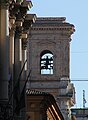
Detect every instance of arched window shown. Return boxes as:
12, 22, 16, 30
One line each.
40, 50, 53, 74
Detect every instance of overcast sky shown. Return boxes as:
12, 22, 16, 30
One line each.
28, 0, 88, 108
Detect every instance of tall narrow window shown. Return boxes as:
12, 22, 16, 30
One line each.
40, 50, 53, 74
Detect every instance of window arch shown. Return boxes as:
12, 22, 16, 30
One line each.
40, 50, 53, 74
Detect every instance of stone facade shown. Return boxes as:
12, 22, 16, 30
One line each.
72, 108, 88, 120
0, 0, 36, 119
28, 17, 75, 119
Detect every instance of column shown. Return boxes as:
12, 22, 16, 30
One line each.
13, 22, 23, 118
22, 33, 28, 81
9, 17, 16, 79
0, 1, 9, 101
14, 21, 23, 82
9, 17, 16, 116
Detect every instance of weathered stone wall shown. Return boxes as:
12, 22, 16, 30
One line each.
28, 17, 75, 119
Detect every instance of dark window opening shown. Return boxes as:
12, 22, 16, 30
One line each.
40, 50, 53, 74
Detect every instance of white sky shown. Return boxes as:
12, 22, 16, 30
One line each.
28, 0, 88, 108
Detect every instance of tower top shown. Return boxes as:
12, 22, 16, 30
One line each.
31, 17, 75, 34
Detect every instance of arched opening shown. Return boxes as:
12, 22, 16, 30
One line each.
40, 50, 53, 74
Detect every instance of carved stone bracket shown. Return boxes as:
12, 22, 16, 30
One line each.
23, 14, 37, 31
21, 32, 28, 50
0, 0, 9, 8
9, 16, 16, 33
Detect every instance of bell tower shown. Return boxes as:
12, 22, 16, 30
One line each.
28, 17, 75, 119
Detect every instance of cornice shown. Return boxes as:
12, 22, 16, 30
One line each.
32, 26, 74, 30
31, 17, 75, 34
9, 0, 33, 17
37, 17, 66, 22
31, 26, 75, 34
